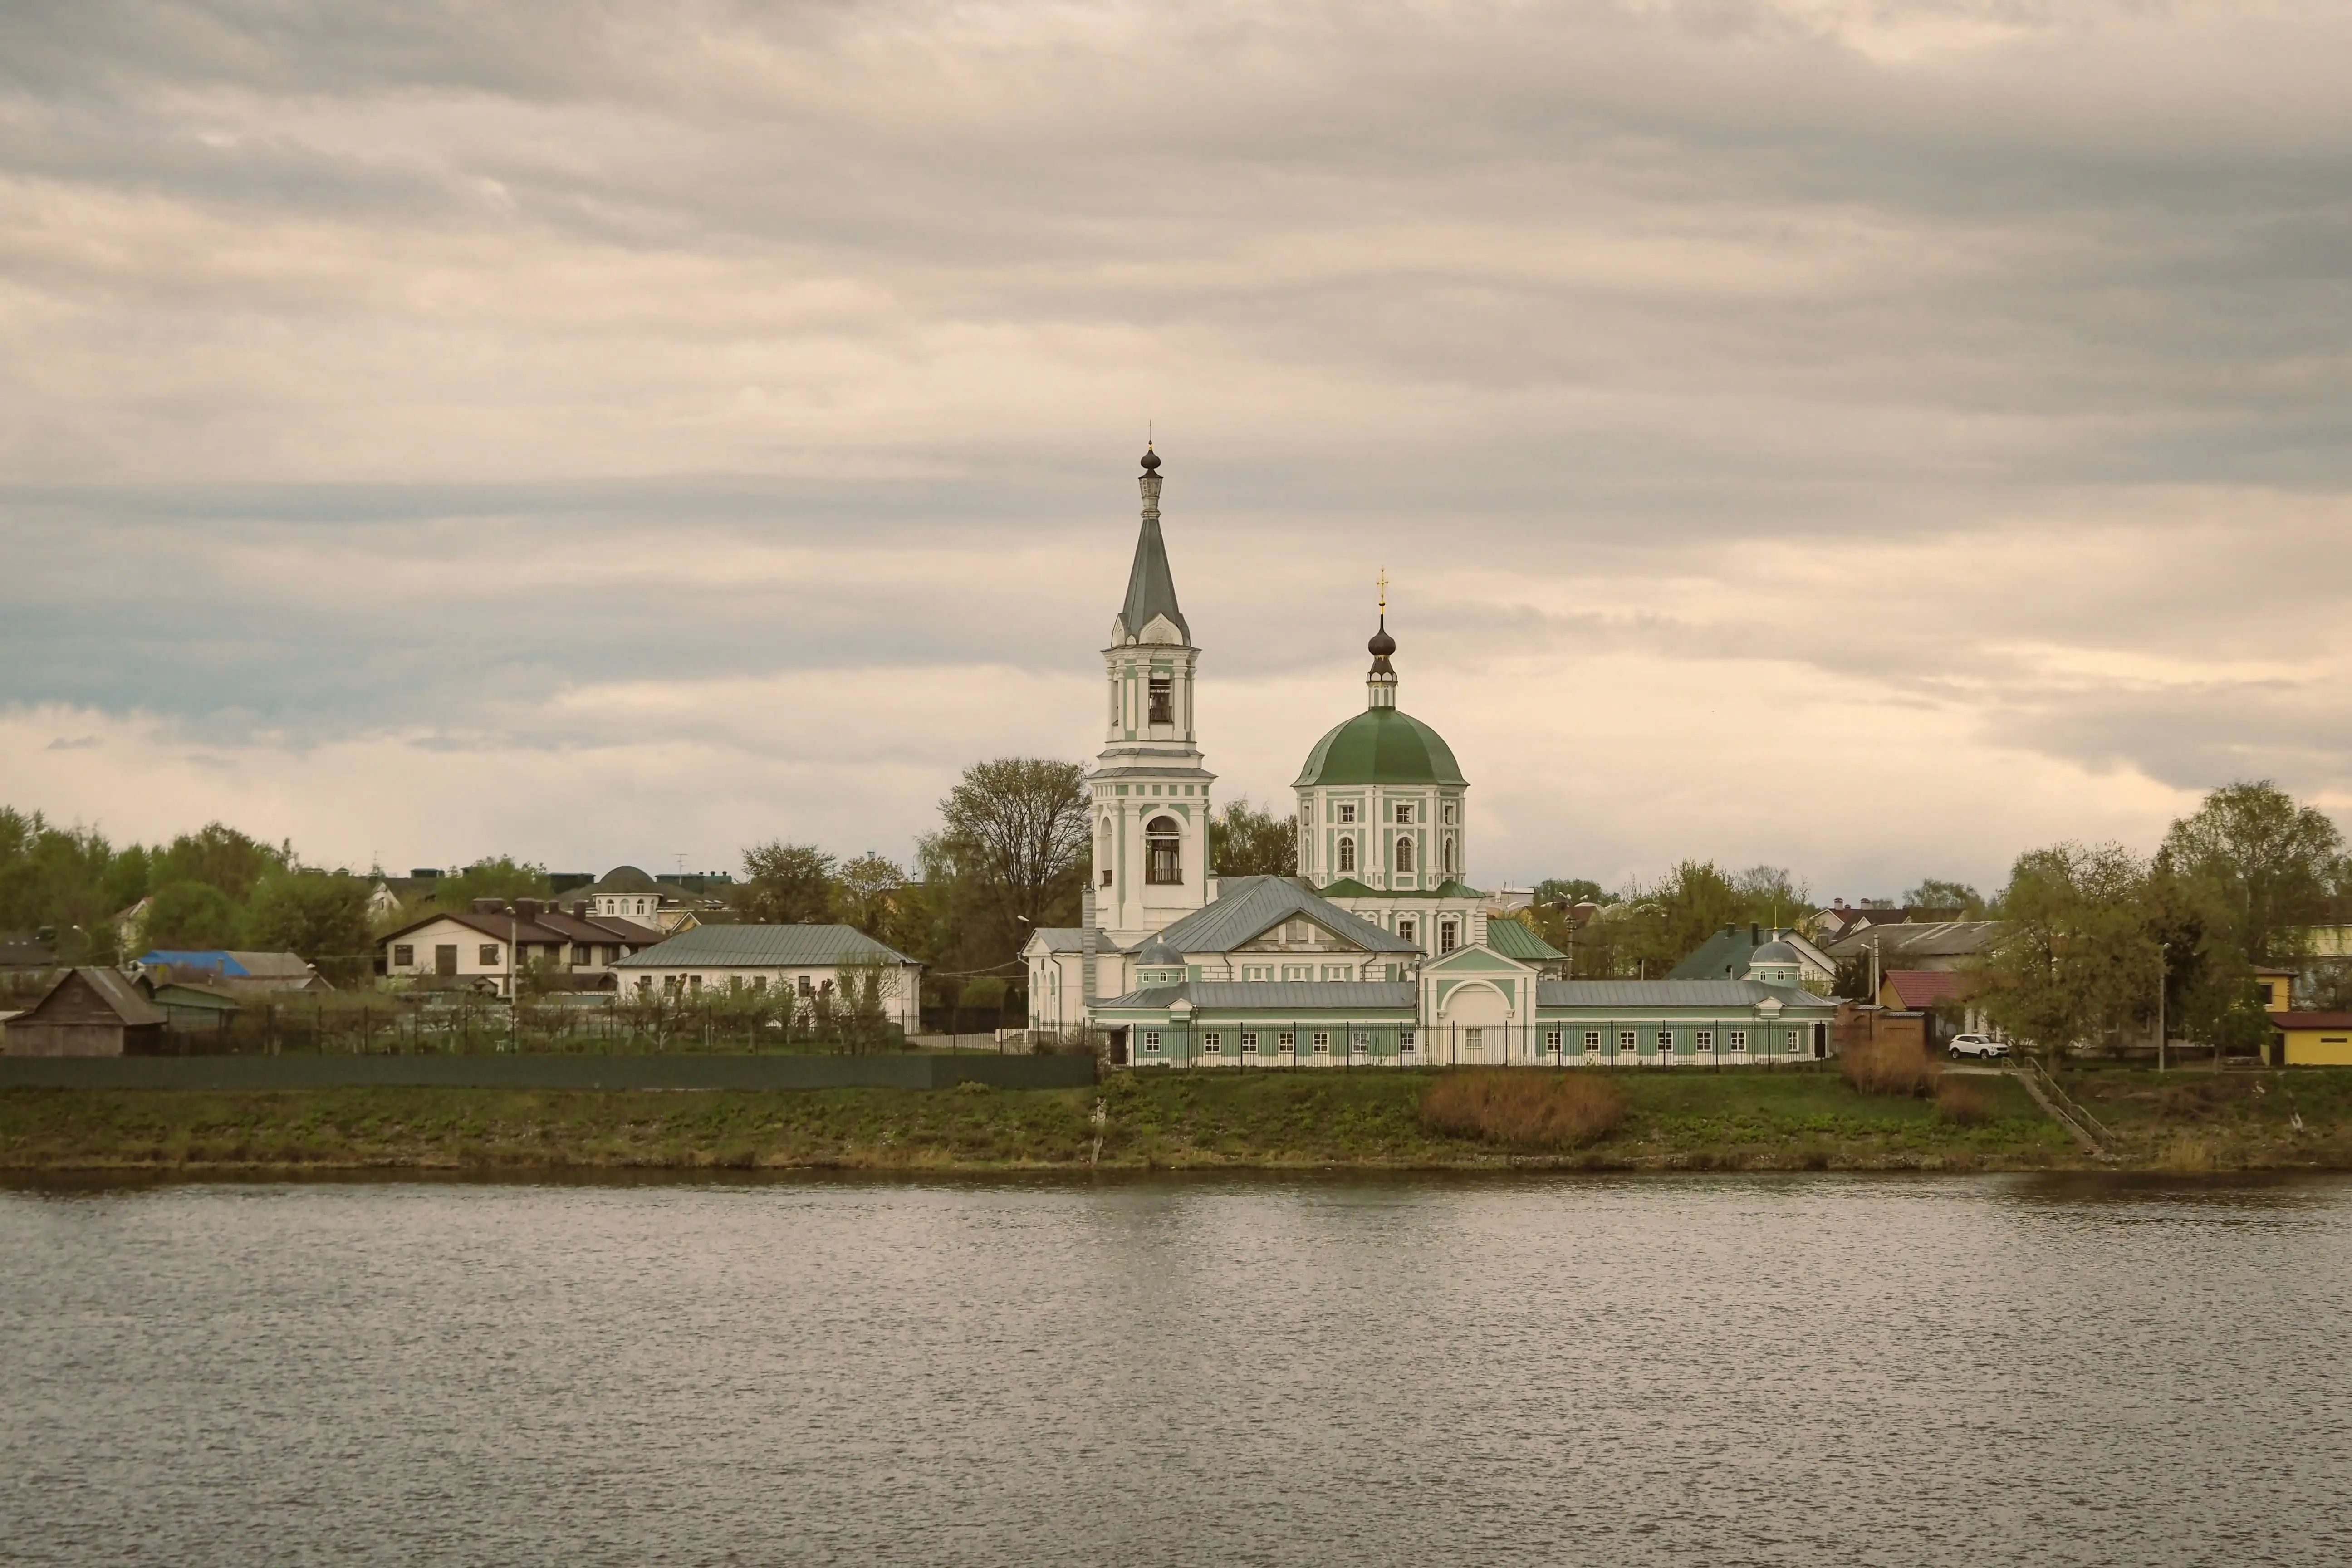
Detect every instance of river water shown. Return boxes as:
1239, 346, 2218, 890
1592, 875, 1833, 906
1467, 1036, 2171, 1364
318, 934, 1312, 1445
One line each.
2, 1174, 2346, 1566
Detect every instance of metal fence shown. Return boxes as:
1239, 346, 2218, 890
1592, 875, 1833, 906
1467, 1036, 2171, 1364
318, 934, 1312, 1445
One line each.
1126, 1018, 1831, 1068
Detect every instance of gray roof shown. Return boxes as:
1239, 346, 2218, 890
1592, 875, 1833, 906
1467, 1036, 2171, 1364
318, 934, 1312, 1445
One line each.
576, 866, 718, 903
1824, 921, 2004, 962
1155, 876, 1421, 955
1117, 514, 1188, 642
1024, 927, 1128, 955
1535, 980, 1837, 1011
1100, 981, 1419, 1011
612, 924, 916, 969
25, 967, 169, 1026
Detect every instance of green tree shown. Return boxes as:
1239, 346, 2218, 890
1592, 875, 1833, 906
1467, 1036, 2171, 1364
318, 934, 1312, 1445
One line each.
245, 871, 376, 983
834, 852, 925, 951
1979, 843, 2151, 1056
432, 858, 552, 912
149, 823, 286, 902
1534, 877, 1612, 907
144, 878, 245, 950
918, 758, 1089, 980
1210, 798, 1298, 878
1903, 878, 1986, 915
0, 809, 128, 960
736, 842, 838, 924
2158, 780, 2344, 967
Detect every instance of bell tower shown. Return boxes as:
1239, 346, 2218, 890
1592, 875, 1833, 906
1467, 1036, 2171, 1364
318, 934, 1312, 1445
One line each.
1088, 445, 1216, 948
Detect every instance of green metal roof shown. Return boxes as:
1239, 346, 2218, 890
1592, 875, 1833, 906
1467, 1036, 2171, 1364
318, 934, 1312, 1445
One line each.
1294, 706, 1465, 787
1482, 916, 1563, 962
1316, 877, 1482, 902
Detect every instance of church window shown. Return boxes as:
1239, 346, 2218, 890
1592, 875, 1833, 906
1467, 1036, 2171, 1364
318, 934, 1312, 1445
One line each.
1443, 837, 1456, 877
1439, 921, 1458, 955
1464, 1028, 1484, 1050
1240, 1032, 1259, 1053
1401, 1028, 1417, 1051
1338, 837, 1356, 874
1546, 1030, 1563, 1051
1398, 918, 1416, 946
1657, 1030, 1674, 1053
1278, 1031, 1295, 1050
1301, 799, 1313, 825
1148, 675, 1173, 725
1311, 1032, 1331, 1053
1396, 837, 1414, 873
1729, 1031, 1747, 1052
1352, 1031, 1371, 1052
1281, 964, 1313, 981
1321, 964, 1352, 980
1146, 817, 1182, 884
1584, 1031, 1603, 1051
1443, 801, 1457, 824
1203, 1032, 1221, 1054
1618, 1030, 1637, 1052
1337, 803, 1357, 823
1394, 802, 1411, 823
1142, 1031, 1161, 1052
1695, 1030, 1713, 1051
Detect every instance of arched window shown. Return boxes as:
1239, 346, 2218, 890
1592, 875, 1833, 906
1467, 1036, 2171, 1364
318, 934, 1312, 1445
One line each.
1395, 837, 1414, 873
1338, 836, 1357, 874
1145, 816, 1182, 885
1098, 818, 1115, 887
1442, 837, 1455, 877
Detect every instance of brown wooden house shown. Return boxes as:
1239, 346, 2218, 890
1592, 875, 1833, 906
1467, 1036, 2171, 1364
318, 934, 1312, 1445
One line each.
2, 967, 167, 1056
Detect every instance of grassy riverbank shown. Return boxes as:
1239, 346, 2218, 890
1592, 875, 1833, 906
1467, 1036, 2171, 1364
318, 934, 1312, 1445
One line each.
0, 1066, 2167, 1173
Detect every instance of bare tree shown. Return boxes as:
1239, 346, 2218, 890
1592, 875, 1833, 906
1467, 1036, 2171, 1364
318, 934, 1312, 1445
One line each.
921, 759, 1090, 931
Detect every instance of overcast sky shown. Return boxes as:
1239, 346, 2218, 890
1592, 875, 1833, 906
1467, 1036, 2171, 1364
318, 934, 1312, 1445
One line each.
3, 0, 2348, 898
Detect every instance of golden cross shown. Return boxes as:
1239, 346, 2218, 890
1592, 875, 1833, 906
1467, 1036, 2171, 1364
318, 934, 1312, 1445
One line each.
1377, 567, 1388, 615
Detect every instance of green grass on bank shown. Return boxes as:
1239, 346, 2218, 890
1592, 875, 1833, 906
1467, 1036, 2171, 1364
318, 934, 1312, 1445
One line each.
0, 1066, 2096, 1174
2058, 1065, 2352, 1169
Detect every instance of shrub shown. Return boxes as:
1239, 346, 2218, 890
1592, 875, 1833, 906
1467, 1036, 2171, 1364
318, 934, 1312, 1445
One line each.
1840, 1037, 1943, 1097
1936, 1079, 1992, 1124
1419, 1070, 1627, 1150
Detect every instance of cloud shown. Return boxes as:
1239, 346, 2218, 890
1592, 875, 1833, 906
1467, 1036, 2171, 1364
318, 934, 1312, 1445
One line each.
2, 0, 2349, 893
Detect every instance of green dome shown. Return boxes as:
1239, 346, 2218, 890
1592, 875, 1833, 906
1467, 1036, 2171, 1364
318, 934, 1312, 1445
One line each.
1294, 706, 1466, 787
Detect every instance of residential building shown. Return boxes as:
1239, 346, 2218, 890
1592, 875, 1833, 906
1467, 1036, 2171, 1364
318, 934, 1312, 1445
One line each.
609, 925, 922, 1031
1824, 921, 2004, 979
133, 951, 334, 992
2, 968, 167, 1056
573, 865, 728, 932
1671, 924, 1837, 993
378, 900, 664, 997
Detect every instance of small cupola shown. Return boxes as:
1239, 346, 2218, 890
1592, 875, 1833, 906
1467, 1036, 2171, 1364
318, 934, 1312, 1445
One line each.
1366, 570, 1399, 710
1134, 935, 1186, 988
1745, 934, 1802, 988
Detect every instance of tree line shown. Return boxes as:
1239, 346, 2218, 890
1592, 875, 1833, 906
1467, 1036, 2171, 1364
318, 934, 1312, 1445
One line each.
8, 769, 2344, 1047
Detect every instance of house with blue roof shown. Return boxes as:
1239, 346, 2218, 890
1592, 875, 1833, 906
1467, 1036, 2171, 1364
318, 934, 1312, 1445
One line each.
1024, 449, 1839, 1066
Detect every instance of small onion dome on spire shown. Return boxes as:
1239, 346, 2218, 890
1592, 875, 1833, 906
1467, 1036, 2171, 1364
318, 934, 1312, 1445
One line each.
1367, 617, 1396, 659
1140, 444, 1161, 471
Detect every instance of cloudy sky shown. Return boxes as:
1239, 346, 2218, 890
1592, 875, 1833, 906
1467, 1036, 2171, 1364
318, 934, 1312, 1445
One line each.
3, 0, 2347, 898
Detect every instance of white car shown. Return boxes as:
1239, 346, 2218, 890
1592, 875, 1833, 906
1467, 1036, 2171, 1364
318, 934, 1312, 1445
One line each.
1947, 1033, 2010, 1060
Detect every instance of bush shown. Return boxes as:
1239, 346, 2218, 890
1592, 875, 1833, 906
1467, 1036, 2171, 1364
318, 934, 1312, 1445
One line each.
1419, 1069, 1627, 1150
1840, 1037, 1943, 1097
1936, 1079, 1992, 1124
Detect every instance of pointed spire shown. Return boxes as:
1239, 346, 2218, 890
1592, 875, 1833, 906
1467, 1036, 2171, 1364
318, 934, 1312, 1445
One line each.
1118, 443, 1188, 643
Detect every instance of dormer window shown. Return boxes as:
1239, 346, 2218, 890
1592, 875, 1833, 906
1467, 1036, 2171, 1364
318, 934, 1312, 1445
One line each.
1147, 675, 1173, 725
1145, 816, 1182, 884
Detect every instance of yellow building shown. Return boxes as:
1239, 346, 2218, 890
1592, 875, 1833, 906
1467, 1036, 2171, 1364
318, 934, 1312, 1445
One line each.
2259, 966, 2352, 1065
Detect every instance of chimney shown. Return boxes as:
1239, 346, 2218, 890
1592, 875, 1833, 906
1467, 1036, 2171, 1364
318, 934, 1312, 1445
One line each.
571, 901, 588, 918
514, 898, 542, 921
1750, 923, 1760, 944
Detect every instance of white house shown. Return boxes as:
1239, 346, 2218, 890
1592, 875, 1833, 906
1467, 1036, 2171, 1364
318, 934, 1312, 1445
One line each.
380, 900, 664, 997
609, 924, 923, 1032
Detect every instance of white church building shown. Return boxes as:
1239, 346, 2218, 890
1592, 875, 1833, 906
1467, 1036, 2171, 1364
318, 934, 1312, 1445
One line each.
1023, 449, 1836, 1068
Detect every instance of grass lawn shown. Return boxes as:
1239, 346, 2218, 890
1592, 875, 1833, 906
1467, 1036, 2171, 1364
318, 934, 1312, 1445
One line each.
2, 1064, 2086, 1174
2059, 1065, 2352, 1169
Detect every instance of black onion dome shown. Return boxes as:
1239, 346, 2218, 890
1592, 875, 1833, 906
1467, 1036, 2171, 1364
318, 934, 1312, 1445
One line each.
1367, 617, 1396, 657
1140, 446, 1161, 471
